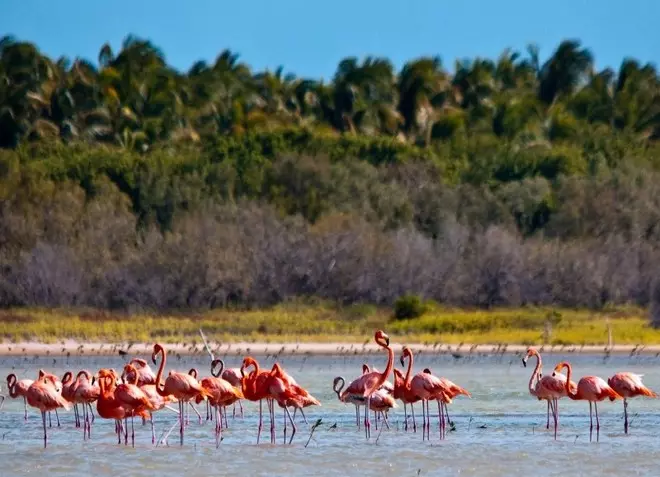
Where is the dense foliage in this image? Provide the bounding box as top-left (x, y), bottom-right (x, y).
top-left (2, 35), bottom-right (660, 311)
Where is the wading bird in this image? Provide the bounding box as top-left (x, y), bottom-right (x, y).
top-left (607, 372), bottom-right (657, 434)
top-left (152, 343), bottom-right (210, 446)
top-left (338, 330), bottom-right (393, 439)
top-left (25, 373), bottom-right (71, 448)
top-left (553, 361), bottom-right (622, 442)
top-left (522, 347), bottom-right (576, 439)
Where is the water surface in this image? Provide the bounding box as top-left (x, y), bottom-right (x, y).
top-left (1, 352), bottom-right (659, 476)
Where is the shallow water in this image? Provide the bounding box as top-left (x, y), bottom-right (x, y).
top-left (1, 352), bottom-right (660, 476)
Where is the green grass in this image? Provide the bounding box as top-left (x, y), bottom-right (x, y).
top-left (0, 303), bottom-right (658, 346)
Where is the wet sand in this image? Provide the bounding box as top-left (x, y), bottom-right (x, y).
top-left (0, 340), bottom-right (658, 356)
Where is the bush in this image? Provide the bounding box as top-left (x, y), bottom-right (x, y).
top-left (394, 294), bottom-right (429, 320)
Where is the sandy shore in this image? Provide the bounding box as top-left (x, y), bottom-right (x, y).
top-left (0, 340), bottom-right (658, 357)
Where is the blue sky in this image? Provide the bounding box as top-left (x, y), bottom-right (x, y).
top-left (3, 0), bottom-right (659, 79)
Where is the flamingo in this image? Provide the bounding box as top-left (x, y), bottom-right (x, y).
top-left (95, 372), bottom-right (148, 445)
top-left (420, 367), bottom-right (468, 430)
top-left (152, 343), bottom-right (211, 446)
top-left (36, 370), bottom-right (63, 428)
top-left (401, 346), bottom-right (469, 440)
top-left (339, 330), bottom-right (393, 439)
top-left (522, 348), bottom-right (576, 439)
top-left (6, 374), bottom-right (33, 420)
top-left (25, 373), bottom-right (71, 448)
top-left (270, 363), bottom-right (320, 425)
top-left (553, 361), bottom-right (622, 442)
top-left (393, 368), bottom-right (420, 432)
top-left (122, 363), bottom-right (179, 444)
top-left (99, 368), bottom-right (153, 447)
top-left (124, 358), bottom-right (157, 386)
top-left (240, 357), bottom-right (279, 444)
top-left (333, 376), bottom-right (365, 429)
top-left (195, 359), bottom-right (244, 446)
top-left (219, 364), bottom-right (244, 418)
top-left (607, 372), bottom-right (657, 434)
top-left (72, 371), bottom-right (100, 440)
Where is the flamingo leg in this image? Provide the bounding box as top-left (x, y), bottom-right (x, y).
top-left (403, 402), bottom-right (408, 431)
top-left (373, 410), bottom-right (378, 430)
top-left (55, 409), bottom-right (60, 428)
top-left (179, 401), bottom-right (185, 446)
top-left (624, 398), bottom-right (628, 434)
top-left (546, 400), bottom-right (551, 429)
top-left (355, 404), bottom-right (360, 430)
top-left (364, 396), bottom-right (372, 439)
top-left (381, 411), bottom-right (391, 429)
top-left (73, 404), bottom-right (79, 428)
top-left (438, 400), bottom-right (443, 440)
top-left (150, 412), bottom-right (156, 445)
top-left (257, 399), bottom-right (263, 444)
top-left (300, 407), bottom-right (308, 424)
top-left (131, 413), bottom-right (136, 448)
top-left (285, 405), bottom-right (296, 444)
top-left (553, 398), bottom-right (558, 440)
top-left (445, 402), bottom-right (451, 428)
top-left (223, 405), bottom-right (229, 428)
top-left (88, 402), bottom-right (95, 424)
top-left (0, 395), bottom-right (4, 410)
top-left (48, 411), bottom-right (52, 428)
top-left (82, 403), bottom-right (87, 440)
top-left (283, 406), bottom-right (288, 445)
top-left (420, 400), bottom-right (426, 441)
top-left (239, 400), bottom-right (244, 418)
top-left (589, 401), bottom-right (593, 442)
top-left (595, 401), bottom-right (600, 442)
top-left (216, 406), bottom-right (223, 448)
top-left (267, 399), bottom-right (275, 444)
top-left (411, 403), bottom-right (417, 432)
top-left (23, 397), bottom-right (28, 421)
top-left (41, 411), bottom-right (47, 448)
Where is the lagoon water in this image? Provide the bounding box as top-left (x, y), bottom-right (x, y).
top-left (1, 352), bottom-right (659, 476)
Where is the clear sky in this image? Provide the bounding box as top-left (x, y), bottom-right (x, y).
top-left (3, 0), bottom-right (659, 79)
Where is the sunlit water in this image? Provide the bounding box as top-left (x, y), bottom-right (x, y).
top-left (1, 352), bottom-right (660, 476)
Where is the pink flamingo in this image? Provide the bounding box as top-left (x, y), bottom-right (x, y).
top-left (6, 374), bottom-right (33, 420)
top-left (72, 370), bottom-right (100, 440)
top-left (401, 347), bottom-right (454, 440)
top-left (339, 330), bottom-right (393, 439)
top-left (152, 343), bottom-right (211, 446)
top-left (554, 361), bottom-right (622, 442)
top-left (607, 372), bottom-right (657, 434)
top-left (25, 373), bottom-right (71, 448)
top-left (522, 348), bottom-right (576, 439)
top-left (220, 365), bottom-right (244, 418)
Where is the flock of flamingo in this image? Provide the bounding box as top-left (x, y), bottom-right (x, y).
top-left (0, 330), bottom-right (657, 448)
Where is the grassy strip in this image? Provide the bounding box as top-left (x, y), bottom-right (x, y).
top-left (0, 304), bottom-right (656, 346)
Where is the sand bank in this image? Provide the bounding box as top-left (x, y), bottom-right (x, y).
top-left (0, 340), bottom-right (658, 357)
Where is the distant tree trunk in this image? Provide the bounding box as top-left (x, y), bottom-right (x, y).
top-left (649, 278), bottom-right (660, 328)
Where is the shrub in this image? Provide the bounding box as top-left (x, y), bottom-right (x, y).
top-left (394, 294), bottom-right (429, 320)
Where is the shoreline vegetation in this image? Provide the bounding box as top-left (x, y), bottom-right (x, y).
top-left (1, 305), bottom-right (660, 356)
top-left (2, 37), bottom-right (660, 337)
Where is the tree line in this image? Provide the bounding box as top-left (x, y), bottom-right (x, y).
top-left (1, 35), bottom-right (660, 311)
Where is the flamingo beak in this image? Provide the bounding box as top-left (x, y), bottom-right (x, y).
top-left (522, 356), bottom-right (528, 368)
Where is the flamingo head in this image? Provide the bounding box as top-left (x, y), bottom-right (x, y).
top-left (6, 373), bottom-right (16, 389)
top-left (374, 330), bottom-right (390, 347)
top-left (423, 368), bottom-right (432, 374)
top-left (122, 364), bottom-right (138, 384)
top-left (552, 361), bottom-right (570, 376)
top-left (361, 364), bottom-right (370, 374)
top-left (188, 368), bottom-right (198, 379)
top-left (75, 370), bottom-right (91, 382)
top-left (332, 376), bottom-right (345, 394)
top-left (400, 345), bottom-right (412, 366)
top-left (522, 347), bottom-right (537, 367)
top-left (240, 357), bottom-right (258, 377)
top-left (61, 371), bottom-right (73, 385)
top-left (211, 359), bottom-right (224, 378)
top-left (151, 344), bottom-right (165, 365)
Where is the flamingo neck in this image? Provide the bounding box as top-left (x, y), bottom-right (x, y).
top-left (8, 377), bottom-right (18, 398)
top-left (563, 363), bottom-right (578, 399)
top-left (403, 351), bottom-right (413, 388)
top-left (528, 352), bottom-right (542, 395)
top-left (154, 347), bottom-right (168, 396)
